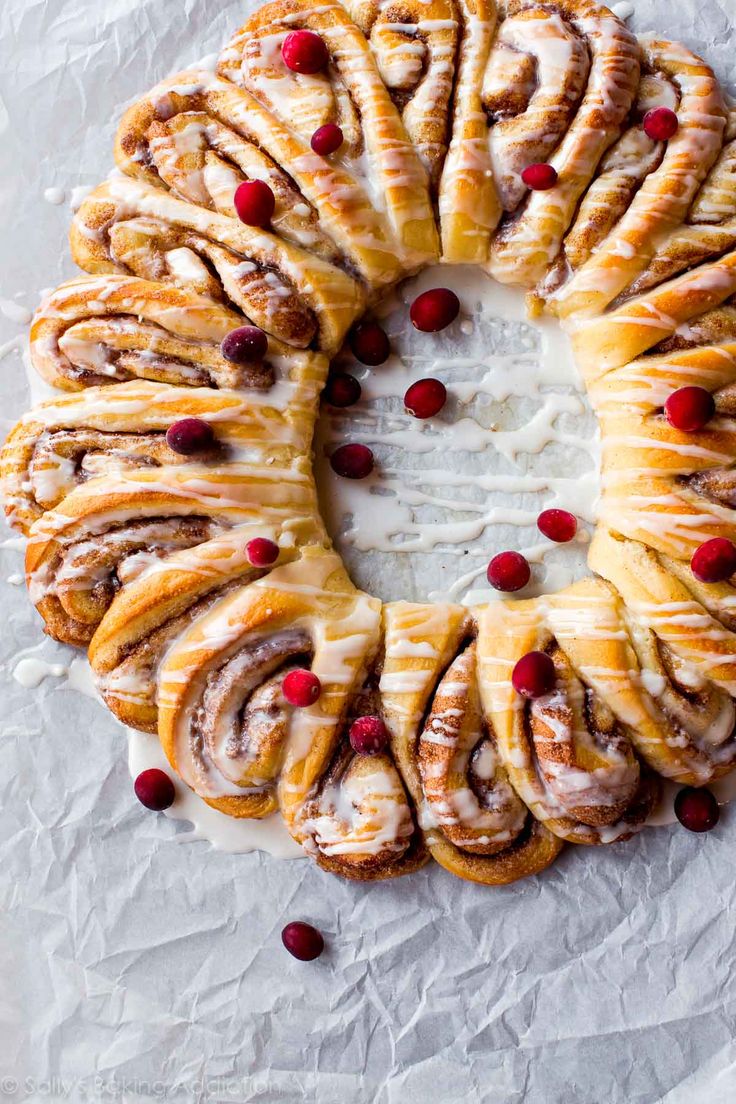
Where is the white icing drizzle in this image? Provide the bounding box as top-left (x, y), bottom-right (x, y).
top-left (316, 268), bottom-right (598, 606)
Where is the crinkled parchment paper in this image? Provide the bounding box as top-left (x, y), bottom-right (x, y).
top-left (1, 1), bottom-right (736, 1101)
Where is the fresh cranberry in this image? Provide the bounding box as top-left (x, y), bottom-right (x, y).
top-left (246, 537), bottom-right (279, 567)
top-left (512, 651), bottom-right (556, 699)
top-left (330, 443), bottom-right (374, 479)
top-left (664, 386), bottom-right (715, 432)
top-left (325, 373), bottom-right (361, 407)
top-left (521, 163), bottom-right (558, 190)
top-left (349, 715), bottom-right (389, 755)
top-left (537, 509), bottom-right (577, 543)
top-left (134, 768), bottom-right (176, 811)
top-left (691, 537), bottom-right (736, 583)
top-left (283, 668), bottom-right (322, 707)
top-left (311, 124), bottom-right (343, 155)
top-left (165, 417), bottom-right (214, 455)
top-left (349, 321), bottom-right (390, 366)
top-left (674, 786), bottom-right (720, 832)
top-left (221, 325), bottom-right (268, 364)
top-left (281, 921), bottom-right (325, 961)
top-left (410, 288), bottom-right (460, 332)
top-left (643, 107), bottom-right (679, 141)
top-left (234, 180), bottom-right (275, 227)
top-left (281, 30), bottom-right (329, 74)
top-left (404, 378), bottom-right (447, 419)
top-left (487, 550), bottom-right (531, 592)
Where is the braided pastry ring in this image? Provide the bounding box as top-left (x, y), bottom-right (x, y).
top-left (7, 1), bottom-right (736, 886)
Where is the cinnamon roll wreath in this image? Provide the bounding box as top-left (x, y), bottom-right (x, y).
top-left (5, 0), bottom-right (736, 884)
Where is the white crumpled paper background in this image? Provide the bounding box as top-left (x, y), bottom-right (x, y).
top-left (2, 0), bottom-right (736, 1100)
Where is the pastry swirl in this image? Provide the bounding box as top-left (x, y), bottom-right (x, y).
top-left (540, 73), bottom-right (676, 296)
top-left (1, 379), bottom-right (322, 535)
top-left (380, 603), bottom-right (563, 883)
top-left (114, 69), bottom-right (403, 287)
top-left (569, 248), bottom-right (736, 380)
top-left (591, 337), bottom-right (736, 560)
top-left (477, 586), bottom-right (661, 844)
top-left (218, 0), bottom-right (439, 266)
top-left (487, 0), bottom-right (640, 287)
top-left (71, 176), bottom-right (364, 352)
top-left (552, 37), bottom-right (727, 320)
top-left (619, 111), bottom-right (736, 300)
top-left (156, 547), bottom-right (424, 876)
top-left (346, 0), bottom-right (462, 189)
top-left (25, 456), bottom-right (320, 646)
top-left (30, 275), bottom-right (271, 391)
top-left (590, 529), bottom-right (736, 784)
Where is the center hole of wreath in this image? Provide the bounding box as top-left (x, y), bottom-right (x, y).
top-left (314, 266), bottom-right (599, 606)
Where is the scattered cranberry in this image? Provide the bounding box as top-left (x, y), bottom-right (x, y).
top-left (674, 786), bottom-right (720, 832)
top-left (404, 378), bottom-right (447, 419)
top-left (246, 537), bottom-right (280, 567)
top-left (325, 373), bottom-right (361, 407)
top-left (664, 386), bottom-right (715, 432)
top-left (349, 715), bottom-right (389, 755)
top-left (643, 106), bottom-right (679, 141)
top-left (410, 288), bottom-right (460, 333)
top-left (537, 508), bottom-right (577, 543)
top-left (512, 651), bottom-right (555, 699)
top-left (487, 550), bottom-right (531, 592)
top-left (349, 321), bottom-right (390, 366)
top-left (134, 768), bottom-right (176, 811)
top-left (691, 537), bottom-right (736, 583)
top-left (521, 163), bottom-right (558, 190)
top-left (281, 30), bottom-right (329, 74)
top-left (330, 443), bottom-right (374, 479)
top-left (221, 325), bottom-right (268, 364)
top-left (311, 123), bottom-right (343, 155)
top-left (165, 417), bottom-right (214, 455)
top-left (281, 921), bottom-right (325, 961)
top-left (234, 179), bottom-right (275, 227)
top-left (283, 668), bottom-right (322, 707)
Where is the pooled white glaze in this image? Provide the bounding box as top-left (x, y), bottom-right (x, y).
top-left (12, 652), bottom-right (99, 695)
top-left (43, 187), bottom-right (66, 206)
top-left (648, 772), bottom-right (736, 827)
top-left (315, 267), bottom-right (599, 606)
top-left (9, 637), bottom-right (304, 857)
top-left (127, 726), bottom-right (303, 858)
top-left (0, 299), bottom-right (33, 325)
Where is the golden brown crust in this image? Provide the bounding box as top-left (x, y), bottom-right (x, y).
top-left (71, 178), bottom-right (364, 354)
top-left (25, 454), bottom-right (322, 646)
top-left (589, 530), bottom-right (736, 783)
top-left (218, 0), bottom-right (439, 266)
top-left (0, 379), bottom-right (323, 535)
top-left (154, 548), bottom-right (424, 878)
top-left (569, 249), bottom-right (736, 381)
top-left (380, 603), bottom-right (564, 882)
top-left (114, 70), bottom-right (403, 288)
top-left (31, 275), bottom-right (260, 392)
top-left (591, 339), bottom-right (736, 560)
top-left (487, 0), bottom-right (640, 288)
top-left (476, 584), bottom-right (662, 844)
top-left (551, 37), bottom-right (727, 320)
top-left (439, 0), bottom-right (500, 263)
